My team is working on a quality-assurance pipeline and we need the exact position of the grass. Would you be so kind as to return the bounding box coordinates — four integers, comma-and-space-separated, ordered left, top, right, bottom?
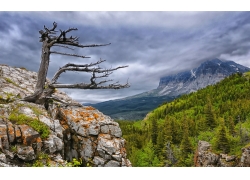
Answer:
0, 92, 15, 104
8, 103, 50, 139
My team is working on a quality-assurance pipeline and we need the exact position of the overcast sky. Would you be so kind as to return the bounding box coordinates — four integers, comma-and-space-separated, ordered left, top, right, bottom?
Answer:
1, 11, 250, 104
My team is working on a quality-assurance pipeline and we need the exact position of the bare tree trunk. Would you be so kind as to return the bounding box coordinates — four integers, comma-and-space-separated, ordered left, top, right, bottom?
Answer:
24, 41, 51, 103
36, 42, 51, 94
23, 22, 129, 105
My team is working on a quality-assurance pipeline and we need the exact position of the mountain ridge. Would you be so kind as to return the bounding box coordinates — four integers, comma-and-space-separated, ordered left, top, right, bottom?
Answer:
91, 58, 250, 120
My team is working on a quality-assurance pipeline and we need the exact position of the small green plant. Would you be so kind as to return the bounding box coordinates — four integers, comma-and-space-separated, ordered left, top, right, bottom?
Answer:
9, 111, 50, 139
32, 152, 51, 167
19, 67, 28, 71
66, 158, 82, 167
0, 93, 15, 104
10, 145, 17, 153
5, 77, 14, 84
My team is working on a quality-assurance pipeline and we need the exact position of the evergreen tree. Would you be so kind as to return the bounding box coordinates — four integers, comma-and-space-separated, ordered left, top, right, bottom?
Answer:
204, 97, 216, 129
180, 120, 193, 157
151, 118, 158, 145
228, 116, 236, 136
164, 116, 173, 143
215, 119, 230, 153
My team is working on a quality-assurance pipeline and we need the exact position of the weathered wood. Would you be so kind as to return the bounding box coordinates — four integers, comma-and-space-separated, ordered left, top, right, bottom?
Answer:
23, 22, 129, 105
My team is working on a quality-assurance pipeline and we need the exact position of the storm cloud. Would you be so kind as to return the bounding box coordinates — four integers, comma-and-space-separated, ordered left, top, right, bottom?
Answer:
1, 11, 250, 103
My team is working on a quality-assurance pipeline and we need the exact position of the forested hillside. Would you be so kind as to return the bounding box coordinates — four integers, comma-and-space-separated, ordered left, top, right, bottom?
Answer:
117, 72, 250, 167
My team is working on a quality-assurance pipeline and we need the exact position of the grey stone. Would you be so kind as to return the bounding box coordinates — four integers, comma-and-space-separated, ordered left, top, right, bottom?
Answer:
0, 153, 7, 163
109, 125, 122, 138
89, 124, 100, 135
101, 125, 109, 134
7, 122, 15, 143
39, 115, 54, 130
93, 156, 106, 166
19, 124, 40, 146
80, 138, 93, 160
226, 155, 236, 162
17, 145, 35, 161
0, 162, 12, 167
44, 135, 63, 154
198, 140, 211, 151
104, 160, 120, 167
4, 150, 14, 159
112, 154, 122, 161
54, 119, 63, 139
122, 158, 132, 167
0, 124, 9, 150
97, 137, 117, 155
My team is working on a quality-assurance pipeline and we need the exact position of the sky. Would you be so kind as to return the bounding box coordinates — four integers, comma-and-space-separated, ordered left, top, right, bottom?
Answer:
1, 4, 250, 104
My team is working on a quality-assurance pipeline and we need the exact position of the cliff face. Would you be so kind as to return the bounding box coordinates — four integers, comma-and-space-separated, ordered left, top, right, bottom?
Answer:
194, 140, 250, 167
0, 64, 131, 167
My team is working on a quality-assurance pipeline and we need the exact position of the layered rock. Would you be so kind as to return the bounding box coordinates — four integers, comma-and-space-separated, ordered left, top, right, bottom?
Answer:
0, 64, 131, 167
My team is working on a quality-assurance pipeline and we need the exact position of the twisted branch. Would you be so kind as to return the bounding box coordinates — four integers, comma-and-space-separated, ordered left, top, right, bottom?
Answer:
50, 51, 91, 59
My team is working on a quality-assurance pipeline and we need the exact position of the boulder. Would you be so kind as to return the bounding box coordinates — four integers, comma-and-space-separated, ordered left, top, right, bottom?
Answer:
239, 146, 250, 167
195, 140, 219, 167
7, 122, 15, 143
17, 145, 36, 161
0, 124, 9, 150
0, 153, 7, 163
19, 124, 40, 146
43, 134, 64, 154
104, 160, 120, 167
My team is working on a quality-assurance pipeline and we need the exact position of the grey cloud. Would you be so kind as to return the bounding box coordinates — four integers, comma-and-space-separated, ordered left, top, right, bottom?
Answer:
1, 11, 250, 103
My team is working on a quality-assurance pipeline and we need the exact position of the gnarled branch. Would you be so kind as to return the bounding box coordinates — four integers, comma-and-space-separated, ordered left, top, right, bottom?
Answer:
50, 51, 91, 59
48, 60, 129, 90
24, 21, 129, 106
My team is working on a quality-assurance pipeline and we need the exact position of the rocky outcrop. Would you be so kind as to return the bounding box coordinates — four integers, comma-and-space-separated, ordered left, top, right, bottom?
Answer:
194, 140, 248, 167
0, 64, 131, 167
194, 141, 220, 167
239, 145, 250, 167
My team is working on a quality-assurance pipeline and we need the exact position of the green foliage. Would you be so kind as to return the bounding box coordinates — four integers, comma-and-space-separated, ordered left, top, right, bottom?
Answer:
118, 72, 250, 166
0, 92, 15, 104
151, 118, 158, 145
66, 158, 83, 167
32, 152, 50, 167
204, 98, 216, 130
180, 120, 193, 156
8, 104, 50, 139
10, 145, 17, 153
213, 119, 230, 154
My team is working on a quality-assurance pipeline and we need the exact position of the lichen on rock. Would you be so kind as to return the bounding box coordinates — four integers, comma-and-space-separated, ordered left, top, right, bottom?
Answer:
0, 64, 131, 167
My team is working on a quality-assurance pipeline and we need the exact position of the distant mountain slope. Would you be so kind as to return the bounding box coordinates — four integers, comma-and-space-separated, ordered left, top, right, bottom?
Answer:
117, 71, 250, 167
156, 58, 250, 96
91, 59, 250, 120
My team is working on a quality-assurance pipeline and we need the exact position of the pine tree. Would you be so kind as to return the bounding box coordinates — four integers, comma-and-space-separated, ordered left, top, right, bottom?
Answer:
180, 119, 193, 157
215, 119, 230, 154
204, 97, 216, 129
228, 116, 236, 136
164, 116, 173, 143
151, 118, 158, 145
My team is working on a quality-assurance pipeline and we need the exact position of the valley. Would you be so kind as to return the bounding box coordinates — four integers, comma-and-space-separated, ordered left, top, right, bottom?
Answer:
91, 58, 250, 120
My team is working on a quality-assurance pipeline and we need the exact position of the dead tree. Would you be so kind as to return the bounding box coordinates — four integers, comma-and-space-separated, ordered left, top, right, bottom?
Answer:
23, 22, 129, 105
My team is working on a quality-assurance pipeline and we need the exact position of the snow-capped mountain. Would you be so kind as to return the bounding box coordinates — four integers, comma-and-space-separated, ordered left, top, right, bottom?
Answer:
156, 58, 250, 96
90, 58, 250, 120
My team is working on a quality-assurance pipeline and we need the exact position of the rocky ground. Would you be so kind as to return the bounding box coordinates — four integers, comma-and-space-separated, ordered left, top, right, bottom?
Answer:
0, 64, 131, 167
194, 140, 250, 167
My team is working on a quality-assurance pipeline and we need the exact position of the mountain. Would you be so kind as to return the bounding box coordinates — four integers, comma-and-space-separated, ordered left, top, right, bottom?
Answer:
91, 58, 250, 120
156, 58, 250, 96
117, 71, 250, 167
